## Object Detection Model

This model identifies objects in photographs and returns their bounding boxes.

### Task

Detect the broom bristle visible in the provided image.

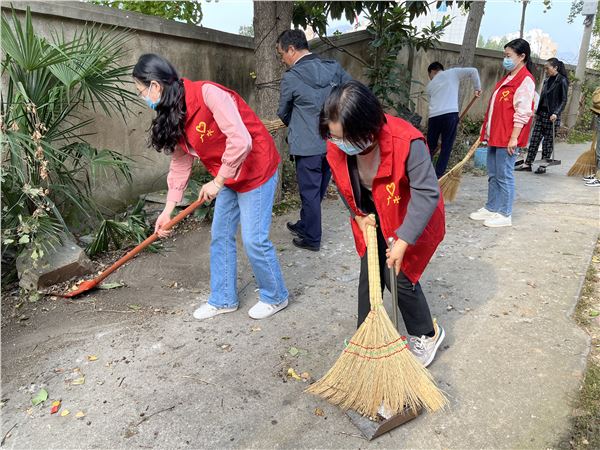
[438,138,481,203]
[567,149,596,177]
[306,222,448,418]
[305,307,448,417]
[262,118,286,134]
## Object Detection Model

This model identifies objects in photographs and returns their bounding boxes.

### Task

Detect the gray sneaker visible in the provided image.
[409,321,445,368]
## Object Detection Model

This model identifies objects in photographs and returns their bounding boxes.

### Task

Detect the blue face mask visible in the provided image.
[503,57,516,71]
[332,139,372,156]
[142,83,160,110]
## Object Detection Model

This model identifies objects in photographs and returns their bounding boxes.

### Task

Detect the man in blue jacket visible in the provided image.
[277,29,352,252]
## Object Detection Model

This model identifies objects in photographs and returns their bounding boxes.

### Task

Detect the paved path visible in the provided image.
[1,142,598,449]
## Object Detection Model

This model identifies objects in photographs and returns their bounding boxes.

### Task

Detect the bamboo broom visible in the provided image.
[567,129,597,177]
[306,219,447,418]
[438,138,481,202]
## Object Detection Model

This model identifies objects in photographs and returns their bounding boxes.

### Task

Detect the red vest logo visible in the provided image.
[195,121,214,142]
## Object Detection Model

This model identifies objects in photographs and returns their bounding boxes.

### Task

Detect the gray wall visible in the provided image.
[3,2,598,210]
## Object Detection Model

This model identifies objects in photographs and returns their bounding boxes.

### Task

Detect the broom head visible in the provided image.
[567,130,597,177]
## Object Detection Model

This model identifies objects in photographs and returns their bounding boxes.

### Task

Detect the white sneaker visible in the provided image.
[193,303,238,320]
[409,321,445,368]
[483,213,512,227]
[582,175,596,182]
[585,178,600,187]
[469,207,496,221]
[248,299,288,319]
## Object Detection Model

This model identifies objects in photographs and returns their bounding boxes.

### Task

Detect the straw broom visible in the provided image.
[306,220,447,417]
[438,138,481,202]
[567,128,597,177]
[262,118,286,134]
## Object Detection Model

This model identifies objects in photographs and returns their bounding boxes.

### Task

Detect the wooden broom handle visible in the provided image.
[92,199,205,285]
[459,94,478,121]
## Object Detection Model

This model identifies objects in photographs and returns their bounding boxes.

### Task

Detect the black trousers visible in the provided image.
[426,112,460,178]
[357,224,434,336]
[293,154,331,246]
[525,111,558,164]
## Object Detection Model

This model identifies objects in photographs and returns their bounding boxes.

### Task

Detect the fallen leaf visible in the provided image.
[71,377,85,386]
[87,355,98,361]
[281,336,291,340]
[60,409,70,417]
[314,407,325,417]
[250,326,262,332]
[128,304,142,311]
[220,344,232,352]
[75,411,86,419]
[288,347,299,357]
[50,400,61,414]
[300,372,310,381]
[589,310,599,317]
[31,388,48,406]
[98,282,124,290]
[287,368,302,381]
[592,256,600,263]
[53,368,65,373]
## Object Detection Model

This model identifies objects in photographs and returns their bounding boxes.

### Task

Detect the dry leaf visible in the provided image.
[314,407,325,417]
[75,411,86,419]
[287,368,302,381]
[250,326,262,332]
[71,377,85,386]
[220,344,232,352]
[50,400,61,414]
[300,372,310,381]
[60,409,70,417]
[87,355,98,361]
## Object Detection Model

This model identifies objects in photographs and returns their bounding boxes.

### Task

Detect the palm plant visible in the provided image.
[1,7,138,276]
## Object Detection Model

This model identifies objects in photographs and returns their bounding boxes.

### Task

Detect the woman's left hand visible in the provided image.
[549,114,557,122]
[198,179,223,203]
[507,137,518,155]
[386,238,408,276]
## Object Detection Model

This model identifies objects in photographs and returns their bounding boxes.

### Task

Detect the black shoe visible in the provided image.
[286,221,304,237]
[515,164,532,172]
[534,166,547,174]
[292,238,320,252]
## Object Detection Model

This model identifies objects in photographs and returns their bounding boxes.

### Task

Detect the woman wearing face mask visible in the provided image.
[321,80,446,368]
[470,38,535,228]
[132,53,289,320]
[516,57,569,174]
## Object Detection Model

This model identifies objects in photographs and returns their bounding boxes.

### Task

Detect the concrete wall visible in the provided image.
[3,2,598,210]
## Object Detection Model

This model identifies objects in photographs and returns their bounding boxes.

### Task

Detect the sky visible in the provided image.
[199,0,588,64]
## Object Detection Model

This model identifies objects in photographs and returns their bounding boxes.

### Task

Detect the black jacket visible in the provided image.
[537,74,569,117]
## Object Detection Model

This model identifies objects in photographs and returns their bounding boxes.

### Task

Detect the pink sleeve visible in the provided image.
[166,146,194,203]
[513,77,535,128]
[201,84,252,179]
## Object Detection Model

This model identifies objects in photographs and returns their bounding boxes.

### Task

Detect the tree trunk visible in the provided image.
[457,0,486,111]
[519,0,529,38]
[566,12,596,128]
[253,1,293,202]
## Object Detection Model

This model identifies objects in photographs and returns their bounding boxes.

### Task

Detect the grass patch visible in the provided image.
[567,129,594,145]
[559,241,600,449]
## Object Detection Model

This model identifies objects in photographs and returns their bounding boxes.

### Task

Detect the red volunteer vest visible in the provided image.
[480,66,535,148]
[181,79,280,192]
[327,115,446,284]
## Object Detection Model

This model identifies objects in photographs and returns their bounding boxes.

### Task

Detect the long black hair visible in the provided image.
[504,38,534,75]
[319,80,386,148]
[546,57,569,82]
[133,54,186,155]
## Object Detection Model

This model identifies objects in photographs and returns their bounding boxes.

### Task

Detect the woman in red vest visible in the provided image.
[320,80,446,368]
[470,39,535,228]
[133,54,288,320]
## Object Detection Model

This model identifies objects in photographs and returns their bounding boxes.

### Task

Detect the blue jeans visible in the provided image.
[208,171,288,308]
[485,146,517,217]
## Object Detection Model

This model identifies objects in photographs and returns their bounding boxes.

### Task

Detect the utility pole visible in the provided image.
[519,0,529,38]
[566,1,597,128]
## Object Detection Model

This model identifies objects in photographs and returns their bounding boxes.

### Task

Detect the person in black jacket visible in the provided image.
[517,57,569,174]
[276,29,352,252]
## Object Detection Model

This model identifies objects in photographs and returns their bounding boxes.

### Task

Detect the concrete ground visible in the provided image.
[1,142,599,449]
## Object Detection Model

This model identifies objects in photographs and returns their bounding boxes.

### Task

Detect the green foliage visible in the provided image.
[238,25,254,37]
[1,7,137,283]
[92,1,202,25]
[568,0,600,69]
[86,199,158,257]
[292,1,450,125]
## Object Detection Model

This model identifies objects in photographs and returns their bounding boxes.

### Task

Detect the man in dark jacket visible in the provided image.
[276,29,352,251]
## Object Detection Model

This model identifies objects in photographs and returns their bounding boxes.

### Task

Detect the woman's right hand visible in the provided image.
[354,214,376,243]
[154,211,172,238]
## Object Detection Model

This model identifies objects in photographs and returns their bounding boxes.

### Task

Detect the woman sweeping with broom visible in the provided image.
[319,80,446,368]
[133,54,289,320]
